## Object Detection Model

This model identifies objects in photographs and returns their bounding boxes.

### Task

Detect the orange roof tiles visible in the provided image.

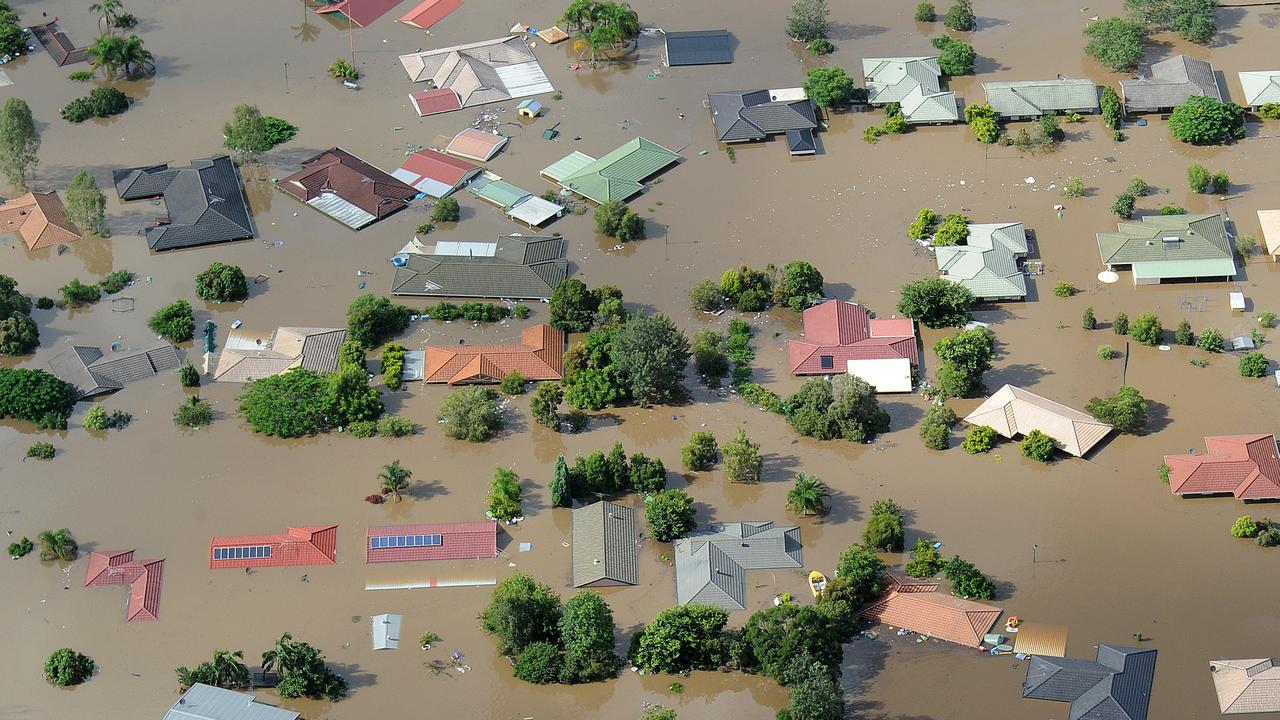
[84,550,164,622]
[860,573,1003,647]
[0,191,83,250]
[1165,434,1280,500]
[398,0,462,30]
[425,324,565,384]
[788,300,918,375]
[209,526,338,569]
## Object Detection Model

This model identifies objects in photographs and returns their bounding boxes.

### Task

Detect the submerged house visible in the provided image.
[936,222,1030,302]
[1023,645,1157,720]
[963,384,1113,458]
[1164,434,1280,501]
[278,148,417,230]
[366,522,497,563]
[424,324,565,384]
[1096,213,1235,285]
[49,341,181,400]
[859,573,1002,648]
[541,138,681,204]
[84,550,164,622]
[113,156,255,251]
[787,300,918,392]
[391,235,569,300]
[209,526,338,569]
[862,56,959,124]
[467,173,564,227]
[673,522,802,611]
[1210,658,1280,714]
[314,0,403,27]
[981,79,1099,120]
[398,36,554,113]
[392,149,481,198]
[707,88,818,155]
[163,684,299,720]
[212,327,347,382]
[0,191,82,250]
[1121,55,1221,114]
[572,501,639,588]
[1239,71,1280,110]
[1260,209,1280,262]
[446,128,509,162]
[665,29,733,66]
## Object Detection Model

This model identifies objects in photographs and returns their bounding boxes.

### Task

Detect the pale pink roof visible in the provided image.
[963,384,1113,457]
[788,300,918,375]
[446,128,509,162]
[1211,658,1280,714]
[860,573,1002,648]
[1260,210,1280,257]
[84,550,164,622]
[1165,434,1280,500]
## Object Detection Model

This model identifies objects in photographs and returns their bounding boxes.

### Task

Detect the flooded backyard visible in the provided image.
[3,0,1280,718]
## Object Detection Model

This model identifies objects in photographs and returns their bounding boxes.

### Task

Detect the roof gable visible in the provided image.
[963,384,1113,456]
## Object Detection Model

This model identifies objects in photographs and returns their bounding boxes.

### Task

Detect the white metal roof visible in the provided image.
[307,192,377,229]
[163,684,299,720]
[493,61,555,100]
[507,195,563,226]
[372,613,403,650]
[847,358,913,393]
[431,241,497,257]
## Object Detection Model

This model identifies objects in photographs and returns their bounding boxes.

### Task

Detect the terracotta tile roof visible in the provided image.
[0,191,83,250]
[424,324,565,384]
[279,148,416,228]
[963,384,1113,457]
[446,128,509,162]
[860,573,1002,647]
[788,300,918,375]
[84,550,164,622]
[1211,658,1280,714]
[209,526,337,569]
[366,522,497,563]
[398,0,462,30]
[1165,434,1280,500]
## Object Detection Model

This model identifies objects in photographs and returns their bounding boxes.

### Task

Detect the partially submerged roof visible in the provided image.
[1259,209,1280,257]
[1121,54,1221,109]
[860,573,1002,648]
[113,156,255,250]
[936,222,1029,300]
[425,324,565,384]
[371,613,403,650]
[397,0,462,30]
[536,26,569,44]
[392,149,480,198]
[49,341,181,399]
[963,384,1113,457]
[446,128,509,162]
[548,137,681,203]
[1210,658,1280,714]
[1165,434,1280,500]
[398,36,554,110]
[1096,213,1235,281]
[84,550,164,622]
[665,29,733,66]
[507,194,563,226]
[474,178,531,209]
[674,522,802,610]
[209,526,338,569]
[1023,645,1157,720]
[788,300,918,376]
[0,191,83,250]
[163,684,299,720]
[572,501,639,587]
[1012,622,1069,658]
[213,327,347,383]
[410,88,464,117]
[366,521,498,562]
[863,56,959,123]
[1239,71,1280,107]
[982,79,1100,116]
[708,89,818,142]
[391,235,568,299]
[314,0,402,27]
[279,148,417,229]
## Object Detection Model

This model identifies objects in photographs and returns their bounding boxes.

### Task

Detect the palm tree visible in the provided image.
[118,34,154,78]
[87,33,125,80]
[89,0,124,34]
[38,528,79,561]
[785,473,831,517]
[378,460,412,502]
[211,650,250,689]
[261,633,297,676]
[597,2,639,47]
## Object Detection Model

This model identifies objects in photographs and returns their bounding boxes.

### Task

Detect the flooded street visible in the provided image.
[3,0,1280,718]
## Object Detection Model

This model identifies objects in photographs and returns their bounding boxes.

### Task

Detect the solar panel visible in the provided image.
[214,544,272,560]
[370,533,445,549]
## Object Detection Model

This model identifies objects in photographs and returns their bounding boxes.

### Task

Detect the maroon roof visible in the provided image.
[410,88,463,117]
[399,149,478,187]
[1166,434,1280,500]
[279,148,417,221]
[314,0,404,27]
[84,550,164,622]
[366,522,498,563]
[788,300,919,375]
[209,526,338,569]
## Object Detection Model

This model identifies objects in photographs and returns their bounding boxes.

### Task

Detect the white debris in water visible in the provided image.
[1024,176,1035,184]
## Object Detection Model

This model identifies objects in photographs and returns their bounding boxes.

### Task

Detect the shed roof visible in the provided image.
[1210,658,1280,714]
[1097,213,1234,280]
[49,341,181,399]
[366,522,497,562]
[507,195,563,226]
[963,384,1113,457]
[664,29,733,66]
[936,222,1029,300]
[391,235,568,299]
[1164,434,1280,500]
[1012,622,1070,658]
[788,300,918,375]
[1121,55,1221,110]
[84,550,164,622]
[446,128,509,162]
[163,684,299,720]
[572,501,640,586]
[1239,71,1280,107]
[371,614,403,650]
[313,0,402,27]
[674,522,802,610]
[425,324,565,384]
[112,156,255,250]
[708,89,818,142]
[1023,645,1157,720]
[982,79,1100,116]
[553,137,681,203]
[393,149,480,198]
[209,526,338,569]
[279,148,416,229]
[860,573,1002,647]
[1259,209,1280,257]
[0,191,83,250]
[397,0,462,30]
[474,179,531,209]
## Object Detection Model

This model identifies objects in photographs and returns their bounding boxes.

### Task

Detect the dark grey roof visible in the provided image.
[571,501,639,587]
[708,90,818,142]
[673,522,803,610]
[665,29,733,66]
[113,156,255,251]
[391,236,569,300]
[49,341,180,399]
[1024,645,1157,720]
[298,329,347,373]
[786,128,816,154]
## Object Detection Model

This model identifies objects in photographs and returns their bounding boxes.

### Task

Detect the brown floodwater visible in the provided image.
[4,0,1280,718]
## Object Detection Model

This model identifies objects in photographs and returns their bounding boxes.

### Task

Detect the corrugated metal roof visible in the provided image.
[398,37,553,109]
[541,151,596,182]
[507,195,563,226]
[556,138,681,203]
[963,384,1113,457]
[665,29,733,66]
[982,79,1100,117]
[474,179,530,209]
[1097,214,1234,281]
[673,522,802,610]
[371,614,403,649]
[900,84,960,123]
[572,501,639,586]
[164,684,299,720]
[1013,622,1069,657]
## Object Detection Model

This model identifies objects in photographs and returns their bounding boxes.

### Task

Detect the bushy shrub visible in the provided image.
[1082,307,1096,329]
[194,263,248,303]
[914,2,935,21]
[26,441,55,459]
[44,648,94,686]
[964,103,999,144]
[174,396,213,428]
[328,58,359,80]
[1085,385,1147,433]
[1020,429,1057,462]
[1240,352,1270,378]
[1113,312,1129,335]
[438,387,504,441]
[943,0,975,30]
[1196,327,1223,352]
[1231,515,1260,539]
[1174,320,1193,345]
[348,420,377,438]
[149,300,195,342]
[645,489,696,542]
[807,38,834,54]
[862,499,905,552]
[932,213,969,246]
[690,279,724,311]
[1097,344,1119,360]
[514,642,563,684]
[1053,281,1076,298]
[263,116,298,145]
[907,208,939,240]
[500,371,527,395]
[943,556,995,600]
[1064,177,1085,198]
[1100,86,1124,129]
[376,415,414,437]
[100,270,133,294]
[682,431,719,471]
[905,539,946,577]
[1083,17,1146,71]
[1130,313,1162,346]
[962,425,997,453]
[1169,96,1245,144]
[60,278,100,307]
[931,35,975,76]
[1211,171,1230,195]
[1188,163,1210,193]
[1111,190,1137,219]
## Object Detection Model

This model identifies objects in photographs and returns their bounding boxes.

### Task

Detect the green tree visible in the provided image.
[931,35,975,76]
[943,0,975,30]
[1113,312,1130,335]
[1097,344,1119,360]
[774,261,825,311]
[195,262,248,303]
[742,604,844,683]
[787,0,829,41]
[962,424,998,453]
[1083,17,1147,71]
[1085,385,1148,433]
[631,604,729,673]
[964,102,999,143]
[346,294,411,348]
[340,341,366,372]
[560,591,618,682]
[594,200,642,240]
[1082,306,1097,329]
[237,368,330,437]
[146,299,193,342]
[905,539,946,577]
[481,573,562,656]
[897,277,973,328]
[0,2,28,57]
[326,366,383,425]
[1130,313,1163,346]
[862,499,905,551]
[488,468,523,521]
[1111,190,1137,219]
[1125,0,1216,43]
[645,489,696,542]
[785,662,845,720]
[1169,95,1246,144]
[44,648,94,686]
[1231,515,1260,539]
[176,650,250,691]
[1175,319,1193,345]
[64,170,108,236]
[786,473,831,516]
[514,642,563,684]
[932,213,970,246]
[438,387,504,441]
[550,455,571,507]
[682,431,719,471]
[328,58,359,80]
[260,633,347,701]
[825,544,886,607]
[0,97,40,189]
[690,279,725,311]
[549,279,600,332]
[500,370,527,396]
[920,404,957,450]
[378,460,412,502]
[223,104,271,160]
[1211,171,1230,195]
[629,453,667,493]
[915,2,936,21]
[531,382,563,429]
[1020,429,1057,462]
[722,427,763,482]
[943,556,995,600]
[611,313,690,406]
[1240,352,1270,378]
[1101,86,1124,129]
[1196,327,1224,352]
[432,196,461,223]
[60,278,101,307]
[803,66,855,108]
[0,367,77,429]
[692,329,729,384]
[38,528,79,561]
[263,116,298,146]
[908,208,939,239]
[0,313,37,355]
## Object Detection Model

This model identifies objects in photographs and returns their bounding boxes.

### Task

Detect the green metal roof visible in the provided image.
[936,222,1028,300]
[1133,257,1237,280]
[1097,214,1234,273]
[541,151,595,182]
[476,180,530,210]
[982,79,1100,117]
[556,138,680,203]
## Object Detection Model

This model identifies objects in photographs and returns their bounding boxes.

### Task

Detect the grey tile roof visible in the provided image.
[48,341,179,399]
[391,235,569,300]
[708,90,818,142]
[1024,645,1157,720]
[982,79,1100,117]
[665,30,733,66]
[163,683,299,720]
[572,501,639,587]
[673,522,802,610]
[298,329,346,373]
[1121,55,1221,111]
[786,128,816,154]
[113,156,255,251]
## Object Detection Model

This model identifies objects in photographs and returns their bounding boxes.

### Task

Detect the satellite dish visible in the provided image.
[1097,270,1120,284]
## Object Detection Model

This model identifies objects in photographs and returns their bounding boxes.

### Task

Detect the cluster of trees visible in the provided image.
[482,573,620,684]
[237,367,382,437]
[862,498,906,551]
[1169,96,1245,145]
[1085,386,1148,433]
[148,300,195,343]
[86,30,154,80]
[935,326,995,398]
[920,212,968,246]
[964,102,999,143]
[0,368,77,429]
[1187,163,1231,195]
[437,386,504,441]
[559,313,690,410]
[1231,515,1280,547]
[259,633,347,701]
[942,555,996,599]
[176,649,250,691]
[1125,0,1217,44]
[83,404,131,432]
[919,404,959,450]
[0,275,39,355]
[906,539,946,577]
[693,261,825,313]
[561,0,640,65]
[347,414,414,439]
[549,442,668,505]
[424,300,515,323]
[595,200,645,241]
[346,294,412,348]
[1010,115,1064,153]
[783,375,891,442]
[931,35,976,76]
[0,98,39,188]
[549,279,624,333]
[1083,17,1147,71]
[0,1,26,58]
[895,279,975,329]
[223,104,298,160]
[61,86,131,123]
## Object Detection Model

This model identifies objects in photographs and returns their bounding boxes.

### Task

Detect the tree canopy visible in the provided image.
[630,604,730,673]
[65,170,109,236]
[1169,95,1246,145]
[610,313,690,406]
[260,633,347,701]
[438,387,504,441]
[1085,385,1148,433]
[787,0,830,42]
[0,368,76,429]
[803,66,855,108]
[0,97,40,188]
[1083,17,1147,71]
[346,294,412,348]
[148,299,195,342]
[783,375,890,442]
[897,277,973,328]
[773,261,825,311]
[223,104,271,160]
[1124,0,1216,43]
[645,489,696,542]
[482,572,563,657]
[238,368,335,437]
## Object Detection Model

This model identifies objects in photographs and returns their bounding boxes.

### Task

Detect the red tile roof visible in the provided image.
[84,550,164,622]
[410,88,463,117]
[399,150,478,187]
[425,324,565,384]
[398,0,462,29]
[314,0,403,27]
[788,300,918,375]
[1165,434,1280,500]
[279,148,417,221]
[860,573,1003,647]
[366,522,497,563]
[209,526,338,569]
